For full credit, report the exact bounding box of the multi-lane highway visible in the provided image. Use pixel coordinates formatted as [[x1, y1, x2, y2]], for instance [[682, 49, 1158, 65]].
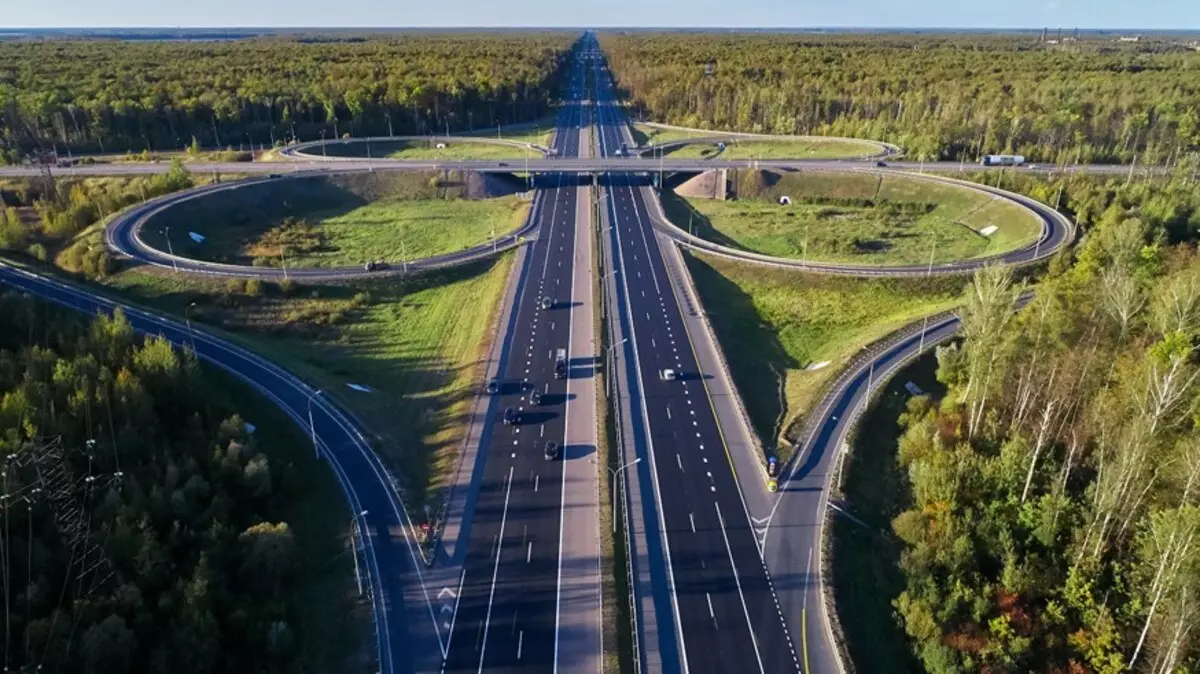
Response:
[[442, 43, 599, 674], [592, 40, 799, 673], [0, 30, 1092, 674]]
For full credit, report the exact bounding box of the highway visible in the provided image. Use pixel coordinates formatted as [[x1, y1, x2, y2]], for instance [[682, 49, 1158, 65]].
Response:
[[593, 42, 798, 673], [0, 261, 428, 674], [441, 43, 593, 674]]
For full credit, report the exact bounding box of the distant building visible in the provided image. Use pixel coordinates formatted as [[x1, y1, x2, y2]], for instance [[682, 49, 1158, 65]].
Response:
[[1118, 35, 1142, 43]]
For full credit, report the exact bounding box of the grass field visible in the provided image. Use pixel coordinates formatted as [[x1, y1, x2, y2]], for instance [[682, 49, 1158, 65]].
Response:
[[631, 123, 733, 146], [722, 139, 881, 159], [669, 170, 1041, 266], [830, 355, 938, 674], [683, 252, 961, 458], [142, 172, 530, 268], [318, 138, 542, 160], [104, 255, 513, 510]]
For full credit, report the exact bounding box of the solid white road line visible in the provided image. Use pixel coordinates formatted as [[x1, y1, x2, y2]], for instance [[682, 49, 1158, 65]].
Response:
[[477, 465, 515, 673], [715, 502, 766, 674]]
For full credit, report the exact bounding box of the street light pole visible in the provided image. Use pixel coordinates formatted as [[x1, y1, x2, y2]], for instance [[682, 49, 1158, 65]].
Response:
[[608, 456, 642, 533], [307, 389, 325, 459], [350, 510, 368, 596], [163, 226, 179, 274], [605, 336, 628, 401], [184, 301, 198, 354]]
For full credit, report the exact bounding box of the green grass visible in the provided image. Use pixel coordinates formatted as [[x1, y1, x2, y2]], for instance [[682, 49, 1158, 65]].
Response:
[[460, 115, 557, 146], [722, 139, 881, 160], [683, 252, 962, 458], [631, 123, 732, 146], [142, 172, 530, 268], [830, 354, 939, 674], [668, 170, 1041, 266], [104, 255, 514, 510], [319, 138, 541, 160]]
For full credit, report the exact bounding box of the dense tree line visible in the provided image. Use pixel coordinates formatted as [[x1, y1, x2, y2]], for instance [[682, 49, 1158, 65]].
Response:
[[599, 33, 1200, 164], [0, 297, 345, 673], [0, 33, 578, 160], [1, 160, 195, 276], [886, 178, 1200, 670]]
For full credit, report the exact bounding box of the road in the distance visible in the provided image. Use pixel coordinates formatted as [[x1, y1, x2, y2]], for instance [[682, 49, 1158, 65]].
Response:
[[441, 45, 589, 674], [593, 41, 798, 674]]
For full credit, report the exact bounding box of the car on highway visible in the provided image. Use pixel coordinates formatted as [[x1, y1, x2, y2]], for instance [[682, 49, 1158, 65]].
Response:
[[875, 160, 888, 167], [660, 368, 677, 381], [266, 173, 282, 178], [485, 379, 500, 395], [502, 407, 518, 425], [364, 261, 389, 272], [530, 389, 543, 405], [543, 441, 561, 461], [498, 162, 509, 167], [540, 296, 554, 310]]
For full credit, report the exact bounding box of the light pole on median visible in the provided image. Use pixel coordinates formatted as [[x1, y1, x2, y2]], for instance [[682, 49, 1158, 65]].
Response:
[[350, 510, 369, 596], [605, 336, 628, 401], [608, 456, 642, 533], [307, 388, 325, 459]]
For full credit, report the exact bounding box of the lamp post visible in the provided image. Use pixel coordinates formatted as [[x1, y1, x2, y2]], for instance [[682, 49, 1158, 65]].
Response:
[[350, 510, 369, 596], [608, 457, 642, 533], [307, 389, 325, 459], [184, 301, 198, 354], [162, 226, 179, 274], [605, 337, 628, 400]]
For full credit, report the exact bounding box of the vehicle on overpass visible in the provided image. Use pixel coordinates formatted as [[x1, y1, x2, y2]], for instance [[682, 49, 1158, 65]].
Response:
[[554, 348, 568, 380], [981, 154, 1026, 166]]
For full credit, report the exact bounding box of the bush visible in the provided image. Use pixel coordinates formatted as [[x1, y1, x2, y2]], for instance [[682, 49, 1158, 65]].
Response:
[[25, 243, 47, 261], [244, 279, 263, 297], [277, 278, 296, 295]]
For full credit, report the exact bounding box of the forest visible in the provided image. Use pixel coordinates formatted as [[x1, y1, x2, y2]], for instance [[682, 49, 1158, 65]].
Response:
[[598, 33, 1200, 164], [0, 297, 354, 673], [0, 32, 578, 160], [884, 168, 1200, 670]]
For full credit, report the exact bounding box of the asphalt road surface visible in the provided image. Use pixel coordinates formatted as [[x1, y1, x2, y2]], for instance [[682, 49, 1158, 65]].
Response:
[[594, 45, 800, 674], [441, 47, 588, 674]]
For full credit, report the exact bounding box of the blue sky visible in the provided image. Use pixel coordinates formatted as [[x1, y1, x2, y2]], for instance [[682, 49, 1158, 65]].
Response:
[[5, 0, 1198, 29]]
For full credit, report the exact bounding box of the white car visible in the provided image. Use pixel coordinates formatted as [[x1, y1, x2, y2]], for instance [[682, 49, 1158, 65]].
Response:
[[660, 369, 677, 381]]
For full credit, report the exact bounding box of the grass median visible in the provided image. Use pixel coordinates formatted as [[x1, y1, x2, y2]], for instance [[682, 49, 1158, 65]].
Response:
[[683, 251, 961, 460], [104, 254, 514, 511], [667, 169, 1041, 267], [321, 138, 543, 160]]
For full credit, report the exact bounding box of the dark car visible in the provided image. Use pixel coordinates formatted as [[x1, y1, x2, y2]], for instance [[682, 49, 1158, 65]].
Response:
[[502, 407, 518, 425], [875, 160, 888, 167], [266, 173, 282, 179], [543, 441, 560, 460], [498, 162, 509, 167], [540, 296, 554, 310], [530, 389, 543, 406], [485, 379, 500, 395]]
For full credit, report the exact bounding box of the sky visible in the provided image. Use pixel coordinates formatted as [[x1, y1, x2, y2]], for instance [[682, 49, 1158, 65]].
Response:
[[4, 0, 1198, 30]]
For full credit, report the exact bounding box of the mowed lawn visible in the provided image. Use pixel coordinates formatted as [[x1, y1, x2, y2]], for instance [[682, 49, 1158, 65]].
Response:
[[104, 255, 514, 509], [249, 196, 530, 267], [684, 252, 962, 459], [319, 139, 542, 160], [669, 170, 1041, 266], [145, 172, 531, 268]]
